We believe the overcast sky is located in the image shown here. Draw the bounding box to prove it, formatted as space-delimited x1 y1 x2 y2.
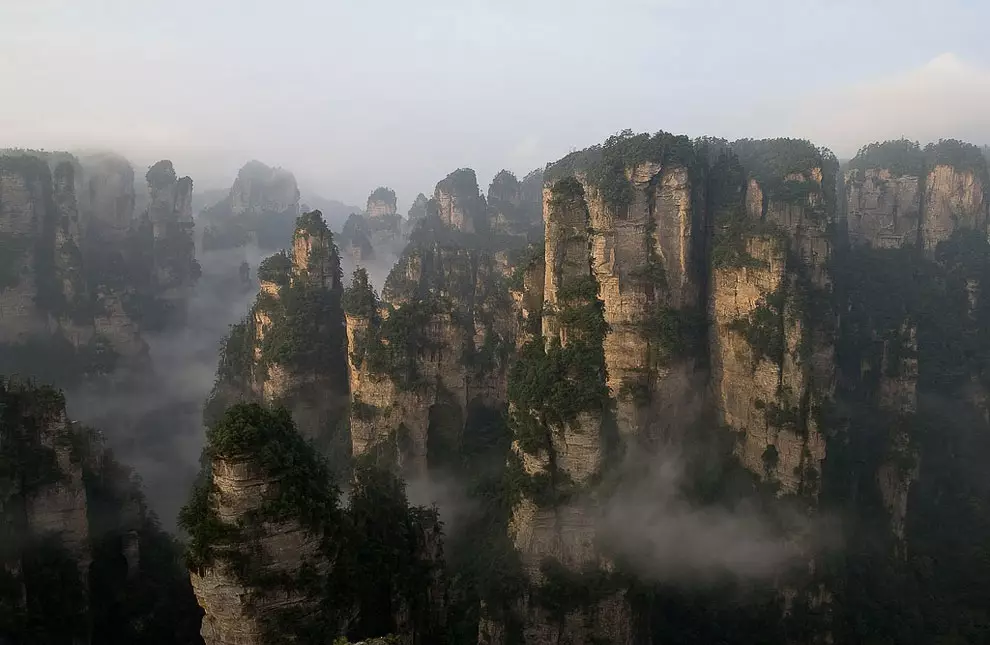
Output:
2 0 989 208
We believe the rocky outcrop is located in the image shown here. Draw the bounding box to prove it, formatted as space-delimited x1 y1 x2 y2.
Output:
0 155 54 341
206 211 348 462
191 456 328 645
921 163 986 250
846 168 921 248
201 161 301 251
0 380 200 645
488 169 544 241
344 191 515 477
709 141 837 498
367 187 398 219
435 168 487 233
76 152 136 241
229 160 300 217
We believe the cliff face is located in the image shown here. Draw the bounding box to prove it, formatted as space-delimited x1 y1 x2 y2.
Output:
344 178 515 478
0 379 201 645
145 160 199 313
495 134 717 644
201 161 301 251
0 155 54 341
709 145 836 498
206 210 349 467
191 456 328 645
921 164 986 250
846 168 921 249
184 405 446 645
839 140 990 546
435 168 487 233
186 406 334 645
367 187 398 219
76 152 136 242
229 160 300 217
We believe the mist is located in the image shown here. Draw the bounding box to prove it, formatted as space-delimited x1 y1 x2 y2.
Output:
65 244 267 528
597 448 839 584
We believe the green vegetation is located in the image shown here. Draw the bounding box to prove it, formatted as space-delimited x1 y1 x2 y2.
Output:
145 160 176 189
534 558 618 625
368 186 397 205
342 268 379 319
0 380 203 645
295 209 331 238
925 138 989 180
357 299 439 391
508 243 544 291
407 193 430 222
848 139 925 177
257 250 292 286
180 406 444 644
728 283 786 368
545 129 696 212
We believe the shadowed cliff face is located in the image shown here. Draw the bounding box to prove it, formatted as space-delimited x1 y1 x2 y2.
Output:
0 379 203 645
200 161 302 252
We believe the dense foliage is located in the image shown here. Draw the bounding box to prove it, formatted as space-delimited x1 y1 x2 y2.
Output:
368 186 397 206
342 268 379 319
546 129 696 212
256 250 292 286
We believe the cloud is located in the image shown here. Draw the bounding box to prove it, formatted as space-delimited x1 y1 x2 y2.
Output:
596 448 839 584
790 53 990 156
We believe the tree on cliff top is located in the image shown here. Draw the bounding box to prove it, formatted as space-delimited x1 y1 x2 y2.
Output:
145 160 177 189
343 268 379 319
368 186 397 205
848 139 925 177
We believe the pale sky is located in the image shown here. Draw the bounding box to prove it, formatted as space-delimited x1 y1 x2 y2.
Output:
2 0 989 207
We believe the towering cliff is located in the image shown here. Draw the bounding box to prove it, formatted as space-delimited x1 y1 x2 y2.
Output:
343 169 518 480
709 138 838 498
435 168 488 234
143 160 200 321
205 210 350 468
337 187 407 270
182 404 445 645
185 404 338 645
0 378 202 645
201 161 301 251
367 187 398 219
485 131 721 644
0 153 129 383
487 169 544 242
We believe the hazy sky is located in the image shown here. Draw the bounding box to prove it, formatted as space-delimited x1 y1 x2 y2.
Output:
2 0 989 207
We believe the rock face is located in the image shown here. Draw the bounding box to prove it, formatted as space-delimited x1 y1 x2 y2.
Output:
0 379 200 645
709 146 836 497
846 168 921 248
0 155 56 341
367 187 398 219
190 456 328 645
344 175 515 478
206 210 349 467
921 163 986 250
201 161 301 251
337 189 408 271
229 160 300 217
76 152 136 242
840 139 990 547
144 160 199 315
487 169 544 241
435 168 487 233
